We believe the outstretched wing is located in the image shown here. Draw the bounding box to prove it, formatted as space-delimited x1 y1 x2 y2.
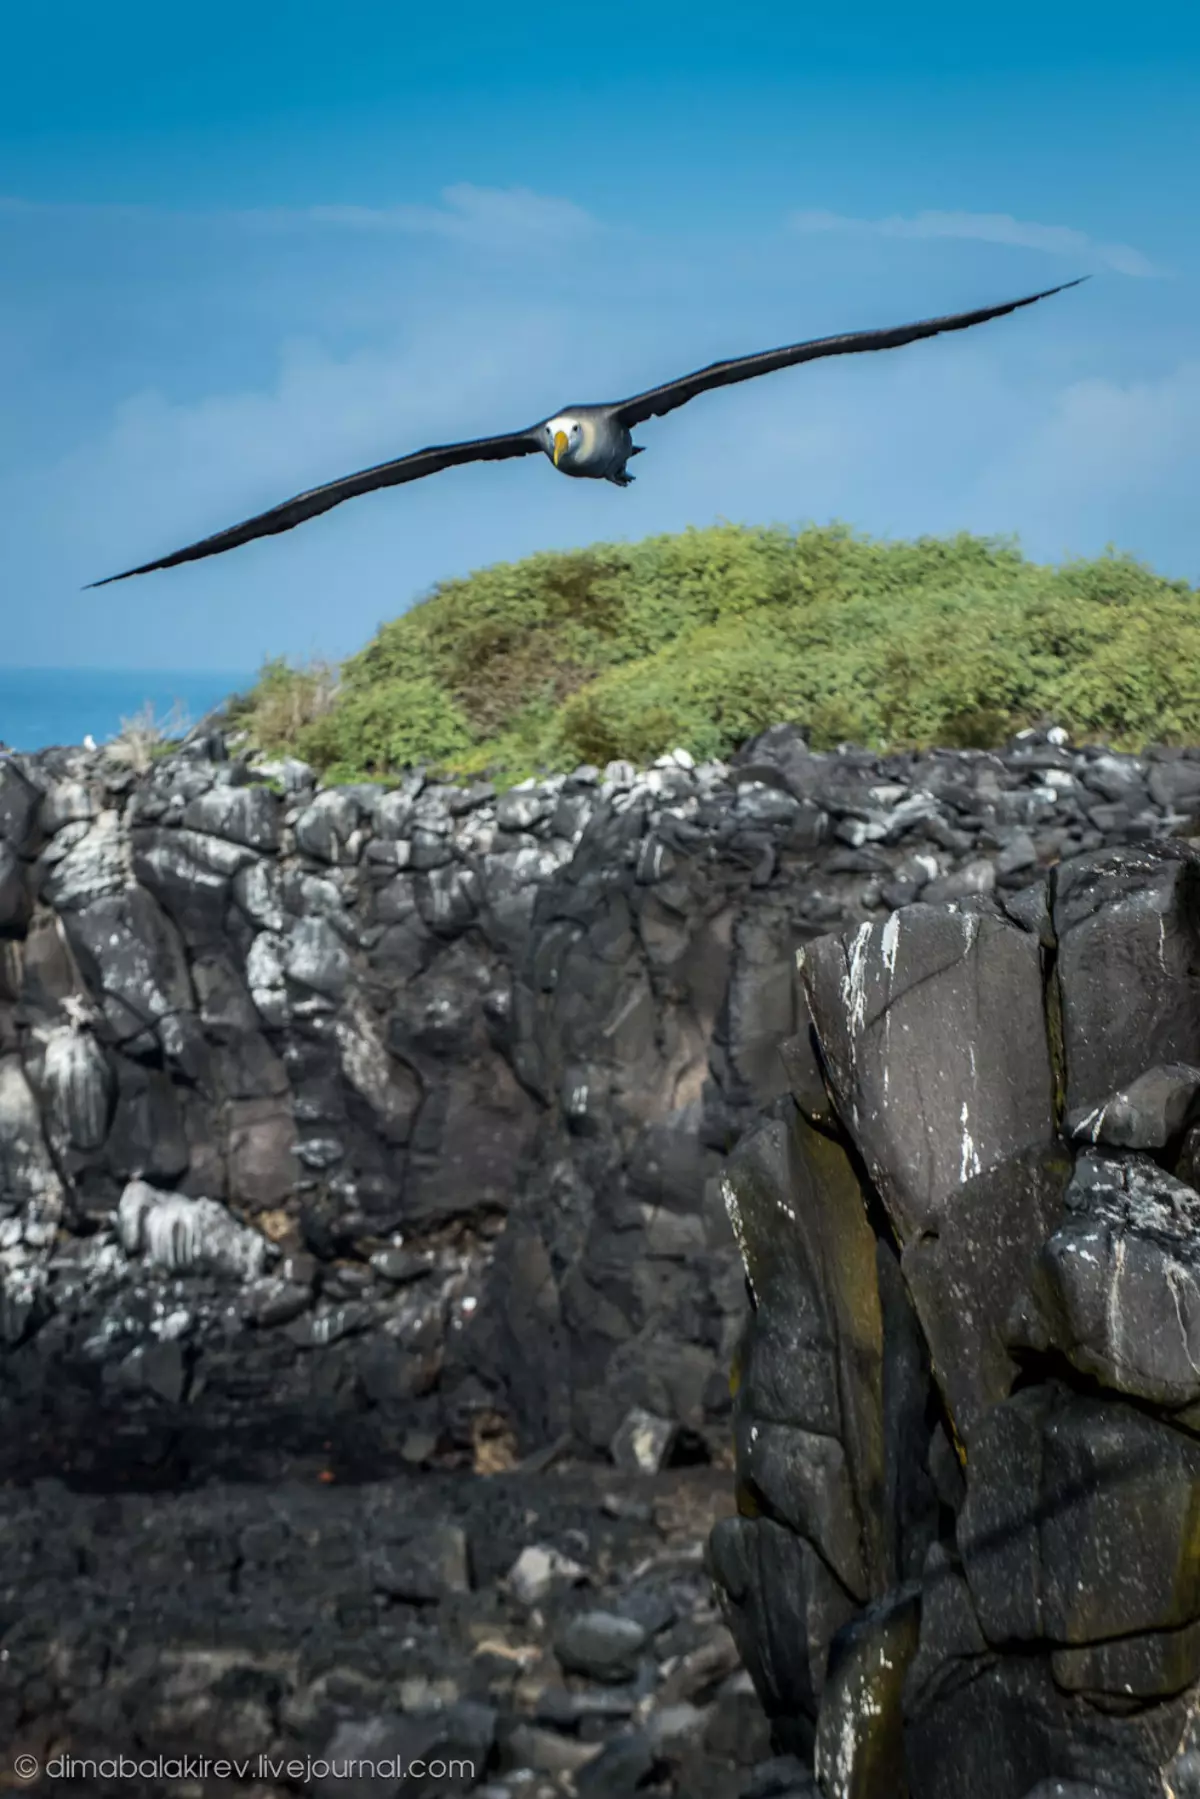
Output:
87 427 544 586
610 279 1087 429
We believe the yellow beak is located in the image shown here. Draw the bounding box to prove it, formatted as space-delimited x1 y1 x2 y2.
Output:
552 430 568 467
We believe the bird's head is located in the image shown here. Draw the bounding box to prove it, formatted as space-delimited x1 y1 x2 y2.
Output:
543 416 584 468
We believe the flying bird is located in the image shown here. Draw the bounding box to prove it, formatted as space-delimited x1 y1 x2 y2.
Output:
88 278 1085 587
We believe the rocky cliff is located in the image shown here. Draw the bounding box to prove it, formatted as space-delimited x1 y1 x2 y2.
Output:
714 838 1200 1797
3 721 1199 1489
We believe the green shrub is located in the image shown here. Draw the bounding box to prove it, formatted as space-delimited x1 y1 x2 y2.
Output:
229 525 1200 781
226 656 339 748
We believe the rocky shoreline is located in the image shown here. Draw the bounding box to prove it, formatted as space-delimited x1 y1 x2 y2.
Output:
5 721 1200 1796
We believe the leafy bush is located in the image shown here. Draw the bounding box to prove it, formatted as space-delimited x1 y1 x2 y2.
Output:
229 524 1200 781
226 657 339 747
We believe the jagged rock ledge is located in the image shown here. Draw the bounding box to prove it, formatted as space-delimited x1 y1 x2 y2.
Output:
3 722 1200 1487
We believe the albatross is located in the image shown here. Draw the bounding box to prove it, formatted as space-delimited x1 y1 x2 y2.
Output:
89 277 1084 587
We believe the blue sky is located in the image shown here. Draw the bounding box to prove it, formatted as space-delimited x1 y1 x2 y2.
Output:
2 0 1197 672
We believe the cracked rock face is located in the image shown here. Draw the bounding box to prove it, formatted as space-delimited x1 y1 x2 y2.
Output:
713 837 1200 1798
1 724 1199 1495
5 723 1200 1796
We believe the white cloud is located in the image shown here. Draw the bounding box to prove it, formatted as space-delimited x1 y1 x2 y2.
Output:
295 183 598 246
969 359 1200 541
788 207 1162 278
1 184 599 250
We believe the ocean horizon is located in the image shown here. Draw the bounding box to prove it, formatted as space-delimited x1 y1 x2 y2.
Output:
0 667 257 754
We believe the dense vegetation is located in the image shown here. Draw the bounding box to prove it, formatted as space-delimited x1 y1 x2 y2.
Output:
225 523 1200 785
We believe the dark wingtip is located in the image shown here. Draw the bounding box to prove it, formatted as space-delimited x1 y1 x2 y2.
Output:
1014 276 1089 306
84 566 150 589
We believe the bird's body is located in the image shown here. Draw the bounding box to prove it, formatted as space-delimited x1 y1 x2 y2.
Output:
89 277 1085 586
541 408 639 483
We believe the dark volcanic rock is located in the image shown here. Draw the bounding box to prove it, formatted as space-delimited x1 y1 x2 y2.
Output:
1053 842 1200 1121
707 835 1200 1799
1 1464 743 1799
0 728 1193 1492
721 1105 886 1602
554 1609 648 1682
814 1586 921 1799
0 837 31 933
800 904 1055 1245
959 1384 1200 1645
370 1522 472 1602
1065 1062 1200 1149
901 1144 1071 1436
1008 1151 1200 1407
5 724 1200 1793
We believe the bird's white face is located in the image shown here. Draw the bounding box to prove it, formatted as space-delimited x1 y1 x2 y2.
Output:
543 416 584 468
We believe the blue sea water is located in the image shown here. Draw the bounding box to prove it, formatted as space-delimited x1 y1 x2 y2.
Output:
0 668 257 753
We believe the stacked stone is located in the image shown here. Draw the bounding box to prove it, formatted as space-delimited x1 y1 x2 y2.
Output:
714 836 1200 1797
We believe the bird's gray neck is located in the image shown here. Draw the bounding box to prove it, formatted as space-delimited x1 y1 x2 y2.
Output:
564 408 631 475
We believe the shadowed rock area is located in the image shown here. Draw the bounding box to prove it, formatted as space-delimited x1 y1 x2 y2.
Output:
4 722 1200 1796
712 837 1200 1797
